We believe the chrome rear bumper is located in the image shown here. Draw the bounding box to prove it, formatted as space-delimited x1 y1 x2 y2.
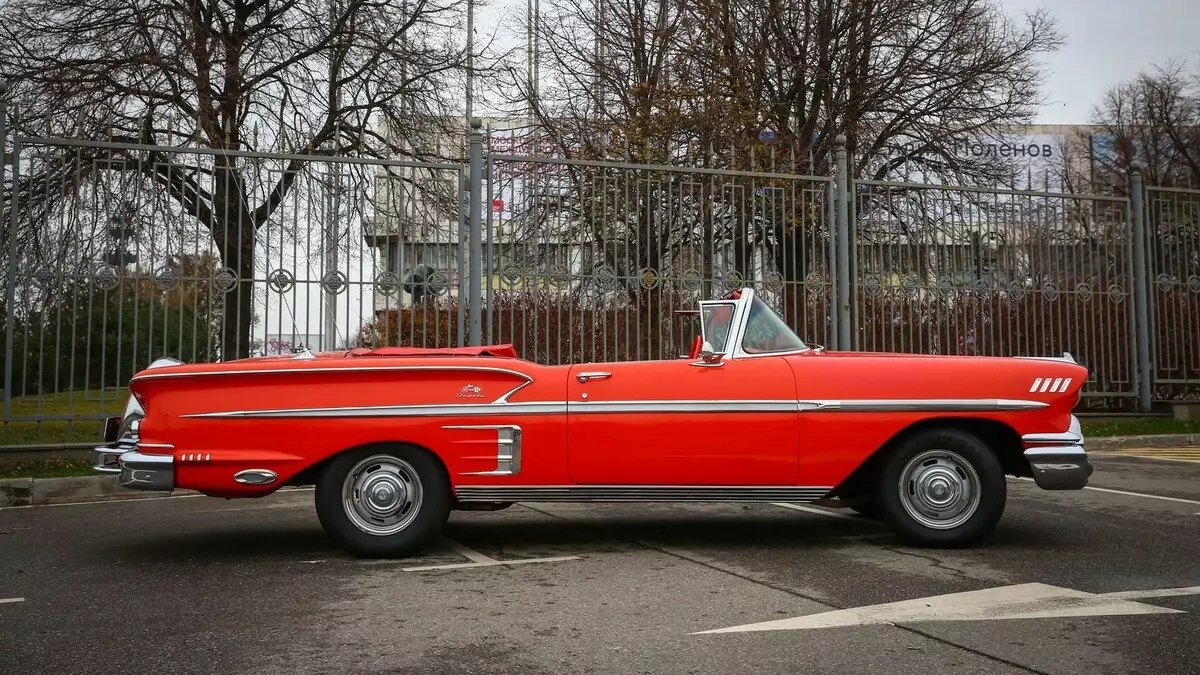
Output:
94 445 174 491
1022 415 1093 490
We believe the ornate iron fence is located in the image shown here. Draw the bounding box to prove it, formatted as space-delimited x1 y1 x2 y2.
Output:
2 114 1196 429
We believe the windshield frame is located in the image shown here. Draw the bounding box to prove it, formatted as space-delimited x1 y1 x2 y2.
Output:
696 288 811 360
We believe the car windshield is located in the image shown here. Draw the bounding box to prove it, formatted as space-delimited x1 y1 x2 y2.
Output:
700 302 736 353
741 296 808 353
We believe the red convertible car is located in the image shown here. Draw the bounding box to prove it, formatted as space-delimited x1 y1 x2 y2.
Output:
94 287 1091 557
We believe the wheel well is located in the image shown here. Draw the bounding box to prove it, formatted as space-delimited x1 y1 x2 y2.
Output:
831 417 1027 500
282 441 451 488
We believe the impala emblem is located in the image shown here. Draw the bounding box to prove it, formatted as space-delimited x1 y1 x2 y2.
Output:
457 384 485 399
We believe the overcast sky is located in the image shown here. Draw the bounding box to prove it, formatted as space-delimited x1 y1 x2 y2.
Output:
1000 0 1200 125
477 0 1200 126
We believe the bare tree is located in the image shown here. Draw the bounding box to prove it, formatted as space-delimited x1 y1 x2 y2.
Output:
502 0 1062 298
0 0 481 359
1086 59 1200 191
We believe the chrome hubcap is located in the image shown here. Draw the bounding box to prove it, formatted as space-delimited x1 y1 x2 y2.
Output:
342 455 423 536
898 449 981 530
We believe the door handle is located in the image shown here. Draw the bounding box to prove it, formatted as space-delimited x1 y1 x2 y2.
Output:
576 371 612 383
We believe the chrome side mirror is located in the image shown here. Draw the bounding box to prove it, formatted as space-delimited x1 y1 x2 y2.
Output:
695 341 725 366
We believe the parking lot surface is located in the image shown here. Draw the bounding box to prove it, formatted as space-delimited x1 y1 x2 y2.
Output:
2 453 1198 675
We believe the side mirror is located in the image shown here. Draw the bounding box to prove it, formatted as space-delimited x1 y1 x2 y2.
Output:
696 341 724 365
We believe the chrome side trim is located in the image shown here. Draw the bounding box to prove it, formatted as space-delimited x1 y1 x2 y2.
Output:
1014 352 1077 364
183 401 568 419
568 400 800 414
454 485 833 502
1022 431 1083 444
184 397 1051 419
445 424 523 476
132 364 534 385
802 399 1049 412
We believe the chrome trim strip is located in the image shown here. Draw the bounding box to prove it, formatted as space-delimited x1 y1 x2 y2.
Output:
568 400 801 414
132 364 535 385
445 424 523 476
1023 446 1087 456
1014 352 1077 364
183 397 1050 419
802 399 1049 412
182 401 568 419
1022 432 1083 444
454 485 833 502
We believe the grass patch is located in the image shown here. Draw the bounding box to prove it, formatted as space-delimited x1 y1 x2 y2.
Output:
0 457 95 479
1 389 124 447
1080 417 1200 437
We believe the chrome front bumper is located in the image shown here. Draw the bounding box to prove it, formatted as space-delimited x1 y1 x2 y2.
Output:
94 444 174 492
1022 415 1093 490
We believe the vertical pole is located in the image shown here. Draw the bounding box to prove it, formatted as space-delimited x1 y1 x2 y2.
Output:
468 118 483 346
466 0 474 125
0 80 13 421
1129 162 1152 413
834 134 852 351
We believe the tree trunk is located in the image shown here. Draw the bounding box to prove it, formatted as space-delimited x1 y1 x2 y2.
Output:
212 161 257 362
217 224 256 361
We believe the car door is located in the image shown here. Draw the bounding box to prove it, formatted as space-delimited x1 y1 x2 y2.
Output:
566 356 799 485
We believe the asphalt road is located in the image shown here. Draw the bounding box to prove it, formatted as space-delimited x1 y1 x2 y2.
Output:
1 453 1198 675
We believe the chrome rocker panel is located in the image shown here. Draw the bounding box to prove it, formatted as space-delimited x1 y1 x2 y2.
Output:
1022 415 1093 490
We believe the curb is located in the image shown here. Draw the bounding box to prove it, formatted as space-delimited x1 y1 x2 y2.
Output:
1086 434 1200 451
0 475 197 507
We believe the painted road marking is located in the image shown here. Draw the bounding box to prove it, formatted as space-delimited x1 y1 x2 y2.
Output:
694 583 1200 634
1013 477 1200 506
402 539 580 572
1095 447 1200 463
0 597 25 605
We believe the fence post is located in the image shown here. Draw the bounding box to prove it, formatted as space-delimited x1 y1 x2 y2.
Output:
1 81 16 421
1129 162 1153 413
834 135 852 351
468 118 483 347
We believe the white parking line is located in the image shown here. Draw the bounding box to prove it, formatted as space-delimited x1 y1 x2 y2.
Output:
0 597 25 605
1012 477 1200 506
402 539 580 572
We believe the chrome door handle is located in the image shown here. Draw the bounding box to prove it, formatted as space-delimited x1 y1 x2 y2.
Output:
576 371 612 383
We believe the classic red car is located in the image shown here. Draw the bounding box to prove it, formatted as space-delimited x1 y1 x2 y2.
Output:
94 287 1091 557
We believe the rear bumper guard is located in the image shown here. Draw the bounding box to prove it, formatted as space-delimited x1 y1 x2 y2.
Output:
1021 415 1093 490
94 445 174 492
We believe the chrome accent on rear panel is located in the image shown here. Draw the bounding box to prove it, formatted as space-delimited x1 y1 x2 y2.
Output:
234 469 278 485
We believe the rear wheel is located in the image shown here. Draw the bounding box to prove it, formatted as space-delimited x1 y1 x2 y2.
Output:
315 445 450 558
874 428 1006 548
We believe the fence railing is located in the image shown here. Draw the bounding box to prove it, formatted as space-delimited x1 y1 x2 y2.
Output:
2 116 1197 436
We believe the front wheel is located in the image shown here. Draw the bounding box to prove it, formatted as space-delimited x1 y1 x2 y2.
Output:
874 429 1006 548
315 445 451 558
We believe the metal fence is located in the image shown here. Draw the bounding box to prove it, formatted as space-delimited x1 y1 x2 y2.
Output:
2 116 1198 431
